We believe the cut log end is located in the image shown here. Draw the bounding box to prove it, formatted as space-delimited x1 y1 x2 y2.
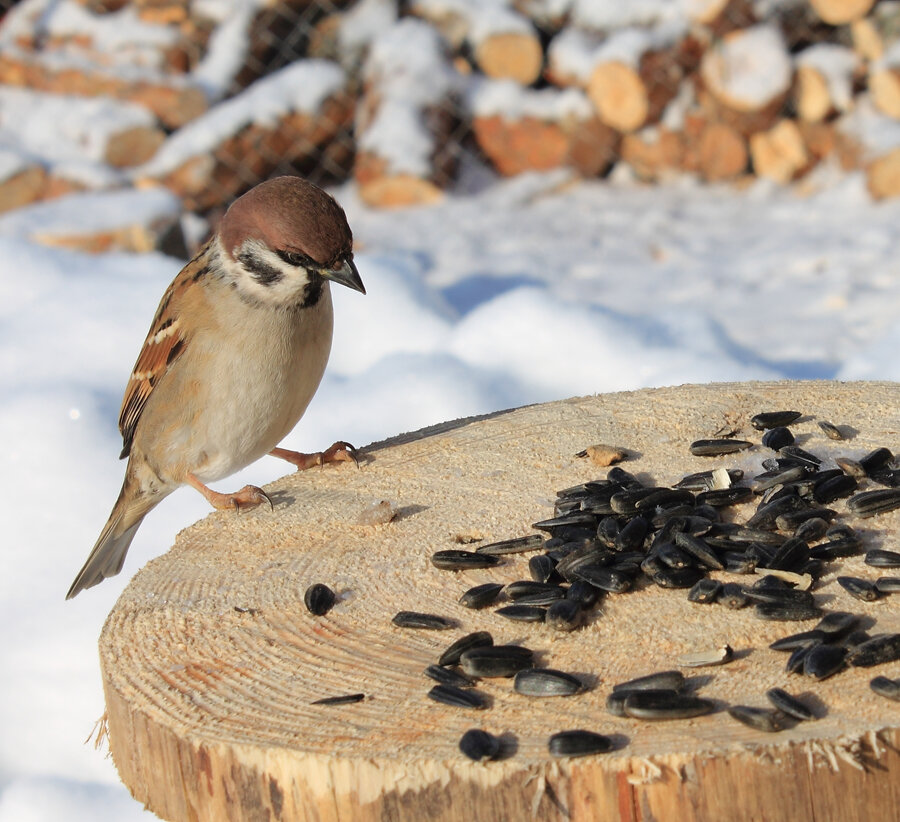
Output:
870 68 900 120
809 0 875 25
867 147 900 199
750 119 810 183
474 32 543 85
357 173 444 208
588 62 649 133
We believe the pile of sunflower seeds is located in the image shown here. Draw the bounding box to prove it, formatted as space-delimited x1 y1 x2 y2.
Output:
312 410 900 761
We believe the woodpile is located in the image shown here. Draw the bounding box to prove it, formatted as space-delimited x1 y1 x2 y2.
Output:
1 0 900 234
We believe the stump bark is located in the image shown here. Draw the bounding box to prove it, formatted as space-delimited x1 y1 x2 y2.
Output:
100 380 900 822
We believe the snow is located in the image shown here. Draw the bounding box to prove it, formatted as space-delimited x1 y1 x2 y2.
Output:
412 0 533 43
2 170 900 820
338 0 399 55
135 60 346 178
796 44 859 112
571 0 688 30
701 24 793 110
189 3 257 100
839 97 900 157
469 78 592 120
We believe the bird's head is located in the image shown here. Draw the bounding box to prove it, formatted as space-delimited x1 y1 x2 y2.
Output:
218 176 365 307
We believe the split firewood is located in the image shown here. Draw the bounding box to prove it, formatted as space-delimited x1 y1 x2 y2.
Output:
809 0 875 26
749 119 811 183
471 80 618 177
794 44 859 123
681 114 750 181
699 24 793 135
851 4 900 62
870 43 900 119
410 0 543 84
355 19 462 208
836 98 900 198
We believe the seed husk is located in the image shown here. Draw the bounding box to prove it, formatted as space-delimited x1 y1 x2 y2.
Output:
817 420 845 440
755 601 822 621
623 691 716 720
514 668 585 697
425 665 476 689
809 537 863 560
747 495 807 530
677 644 733 668
438 631 494 667
727 705 787 732
719 582 751 609
673 531 724 569
427 684 488 709
475 534 544 556
835 457 866 478
766 688 814 721
573 565 634 593
779 446 822 468
836 576 881 602
688 578 722 604
459 582 504 609
696 486 754 507
566 579 601 608
512 589 569 606
859 447 894 475
651 566 704 589
310 693 365 706
431 550 502 570
793 517 828 544
613 670 685 693
548 730 613 757
764 536 810 573
690 439 753 457
676 468 744 491
532 513 599 532
814 611 859 639
804 644 847 680
786 644 814 674
304 583 336 616
776 508 837 530
458 729 501 762
506 580 566 600
847 633 900 667
529 554 558 583
875 577 900 593
459 645 533 678
614 515 650 551
656 542 694 569
865 549 900 568
870 676 900 702
751 410 801 430
762 427 794 451
848 489 900 518
770 629 826 651
813 474 858 505
495 604 546 623
546 598 583 631
392 611 457 630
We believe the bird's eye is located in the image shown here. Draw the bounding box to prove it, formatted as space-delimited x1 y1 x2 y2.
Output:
277 250 313 268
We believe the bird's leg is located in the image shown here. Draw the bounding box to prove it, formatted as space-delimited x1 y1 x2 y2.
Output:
270 442 358 470
185 473 273 512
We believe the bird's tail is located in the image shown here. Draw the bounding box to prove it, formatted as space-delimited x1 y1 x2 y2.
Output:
66 474 164 600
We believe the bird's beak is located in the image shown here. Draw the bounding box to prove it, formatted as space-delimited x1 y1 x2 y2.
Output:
320 258 366 295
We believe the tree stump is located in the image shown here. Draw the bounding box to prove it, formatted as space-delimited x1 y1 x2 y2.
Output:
100 381 900 822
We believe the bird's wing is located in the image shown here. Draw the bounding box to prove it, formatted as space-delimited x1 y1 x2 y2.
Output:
118 246 212 458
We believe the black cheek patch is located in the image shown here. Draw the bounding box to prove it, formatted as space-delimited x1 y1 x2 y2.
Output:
237 250 284 286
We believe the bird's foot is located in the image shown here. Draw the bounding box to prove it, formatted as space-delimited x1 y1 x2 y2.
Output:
186 474 273 512
270 442 359 471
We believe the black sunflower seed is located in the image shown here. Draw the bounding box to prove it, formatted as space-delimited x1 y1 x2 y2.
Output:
431 550 502 570
804 644 847 680
529 554 558 583
770 629 826 652
438 631 494 667
848 489 900 517
458 729 501 761
817 420 845 440
865 549 900 568
719 582 751 609
793 517 829 544
688 578 721 604
514 668 584 697
506 580 566 600
459 582 504 609
427 684 487 709
727 705 787 732
762 427 794 451
836 576 880 602
847 633 900 667
751 410 801 430
690 439 753 457
779 446 822 468
755 601 822 622
304 583 336 616
573 565 634 593
859 447 894 475
623 691 716 720
425 665 475 689
548 730 613 757
613 670 685 693
310 693 365 705
546 599 583 631
814 611 859 639
392 611 457 630
459 645 534 678
696 486 754 507
766 688 814 721
870 676 900 701
875 577 900 593
475 534 544 555
650 566 704 589
495 604 546 623
813 474 858 505
809 537 863 560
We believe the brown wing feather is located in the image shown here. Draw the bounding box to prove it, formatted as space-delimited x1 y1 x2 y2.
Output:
118 246 212 458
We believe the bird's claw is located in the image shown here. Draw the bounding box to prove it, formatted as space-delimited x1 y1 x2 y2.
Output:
229 485 273 512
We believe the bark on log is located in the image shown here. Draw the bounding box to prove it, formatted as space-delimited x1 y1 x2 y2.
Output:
98 381 900 822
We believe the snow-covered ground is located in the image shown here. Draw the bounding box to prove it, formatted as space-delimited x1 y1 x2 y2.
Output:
1 167 899 820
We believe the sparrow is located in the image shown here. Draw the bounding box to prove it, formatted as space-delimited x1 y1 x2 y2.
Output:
66 176 366 599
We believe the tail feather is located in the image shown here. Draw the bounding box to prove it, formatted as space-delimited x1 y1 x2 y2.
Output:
66 478 163 599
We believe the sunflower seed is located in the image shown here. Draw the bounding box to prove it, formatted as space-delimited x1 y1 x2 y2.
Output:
837 576 880 602
786 644 814 674
676 468 744 491
841 630 872 650
304 583 336 616
512 589 569 607
813 474 858 505
431 550 502 570
623 691 716 720
475 534 544 556
529 554 557 583
425 665 475 689
696 486 754 507
546 598 583 631
613 670 686 693
311 693 365 706
672 531 724 569
690 439 753 457
566 579 601 608
495 604 546 623
656 542 694 569
766 688 814 721
875 577 900 593
765 537 810 573
747 495 807 529
762 427 794 450
804 644 847 680
809 537 863 560
615 515 650 551
848 489 900 518
438 631 494 666
870 676 900 701
756 601 822 621
719 582 751 609
651 566 704 589
779 446 822 467
728 705 787 732
605 691 630 716
548 730 613 757
532 513 598 532
793 517 828 543
392 611 456 630
573 565 634 593
506 580 565 600
459 582 504 609
427 685 487 709
677 644 733 668
847 633 900 667
745 586 815 607
770 629 826 651
776 508 837 530
688 578 722 604
865 549 900 568
871 469 900 487
459 646 534 678
860 447 894 475
751 411 801 430
815 611 859 638
817 420 845 440
458 729 501 761
514 668 585 697
835 457 866 479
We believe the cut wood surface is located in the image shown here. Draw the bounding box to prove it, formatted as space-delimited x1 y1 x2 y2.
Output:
809 0 875 26
100 381 900 822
